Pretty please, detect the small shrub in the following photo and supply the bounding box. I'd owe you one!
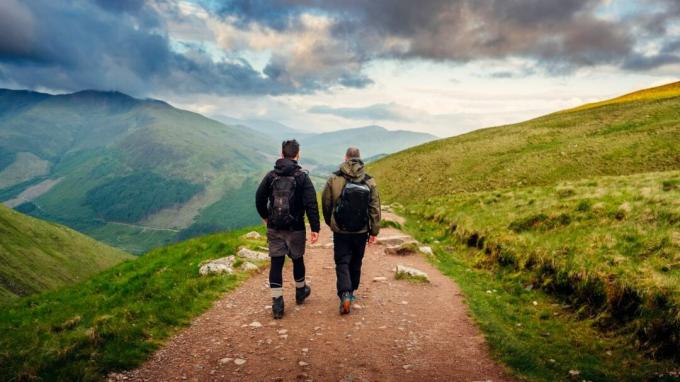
[557,187,576,198]
[509,213,572,232]
[509,214,548,232]
[658,211,680,226]
[661,179,679,191]
[575,199,592,212]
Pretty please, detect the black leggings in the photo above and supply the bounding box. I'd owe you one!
[269,256,306,289]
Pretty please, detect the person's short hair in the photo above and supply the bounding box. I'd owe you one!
[282,139,300,158]
[345,147,360,159]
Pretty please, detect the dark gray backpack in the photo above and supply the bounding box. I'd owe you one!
[268,173,297,229]
[334,178,371,232]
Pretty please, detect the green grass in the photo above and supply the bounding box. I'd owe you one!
[404,216,679,381]
[394,271,429,283]
[0,205,132,302]
[0,225,267,381]
[369,81,680,203]
[380,219,403,229]
[369,82,680,378]
[406,171,680,359]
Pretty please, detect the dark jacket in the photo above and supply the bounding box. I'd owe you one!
[321,158,381,236]
[256,158,321,233]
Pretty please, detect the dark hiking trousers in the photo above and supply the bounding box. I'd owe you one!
[333,232,369,297]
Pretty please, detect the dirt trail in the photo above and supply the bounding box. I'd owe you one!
[120,214,515,382]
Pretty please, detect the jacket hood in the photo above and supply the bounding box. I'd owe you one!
[339,158,366,182]
[274,158,301,176]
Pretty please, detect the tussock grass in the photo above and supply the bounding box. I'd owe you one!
[0,226,266,381]
[380,219,402,229]
[394,272,429,284]
[406,217,679,381]
[409,171,680,360]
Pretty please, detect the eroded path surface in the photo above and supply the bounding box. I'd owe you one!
[121,214,515,382]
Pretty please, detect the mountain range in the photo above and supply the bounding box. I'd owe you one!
[0,89,434,253]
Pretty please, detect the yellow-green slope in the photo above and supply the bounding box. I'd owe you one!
[0,205,132,302]
[370,81,680,203]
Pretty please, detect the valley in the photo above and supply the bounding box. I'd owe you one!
[0,81,679,381]
[0,89,434,254]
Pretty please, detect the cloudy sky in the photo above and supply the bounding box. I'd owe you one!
[1,0,679,137]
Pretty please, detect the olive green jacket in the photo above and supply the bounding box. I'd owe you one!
[321,158,381,236]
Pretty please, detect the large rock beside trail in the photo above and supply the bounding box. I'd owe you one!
[384,242,419,256]
[200,256,236,275]
[376,235,416,246]
[240,261,260,272]
[419,246,434,256]
[237,247,269,261]
[395,264,430,282]
[242,231,262,240]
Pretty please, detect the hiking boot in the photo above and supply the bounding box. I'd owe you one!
[272,296,284,319]
[339,292,351,315]
[350,292,357,304]
[296,285,311,305]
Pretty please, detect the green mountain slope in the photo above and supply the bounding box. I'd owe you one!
[370,81,680,203]
[0,89,278,253]
[0,226,265,381]
[0,205,132,303]
[369,82,680,366]
[300,125,436,167]
[211,117,437,170]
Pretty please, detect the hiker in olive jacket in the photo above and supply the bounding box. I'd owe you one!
[321,147,380,314]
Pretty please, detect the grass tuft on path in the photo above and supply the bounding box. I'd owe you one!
[0,226,266,381]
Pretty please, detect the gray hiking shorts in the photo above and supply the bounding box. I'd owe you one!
[267,228,306,260]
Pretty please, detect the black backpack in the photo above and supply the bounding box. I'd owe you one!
[334,177,371,232]
[268,173,298,229]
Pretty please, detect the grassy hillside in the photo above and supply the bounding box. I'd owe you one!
[407,171,680,357]
[0,89,276,252]
[370,81,680,203]
[0,226,267,381]
[0,205,132,303]
[369,82,680,375]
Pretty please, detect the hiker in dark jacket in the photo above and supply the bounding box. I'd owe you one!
[321,147,380,314]
[256,139,320,319]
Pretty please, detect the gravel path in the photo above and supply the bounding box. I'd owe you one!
[119,216,515,382]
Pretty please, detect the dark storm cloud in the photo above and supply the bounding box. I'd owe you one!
[0,0,363,96]
[214,0,679,71]
[1,0,679,97]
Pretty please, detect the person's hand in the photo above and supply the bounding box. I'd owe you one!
[310,232,319,244]
[262,218,268,225]
[368,235,377,245]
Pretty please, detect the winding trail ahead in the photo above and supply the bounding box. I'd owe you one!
[119,214,515,381]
